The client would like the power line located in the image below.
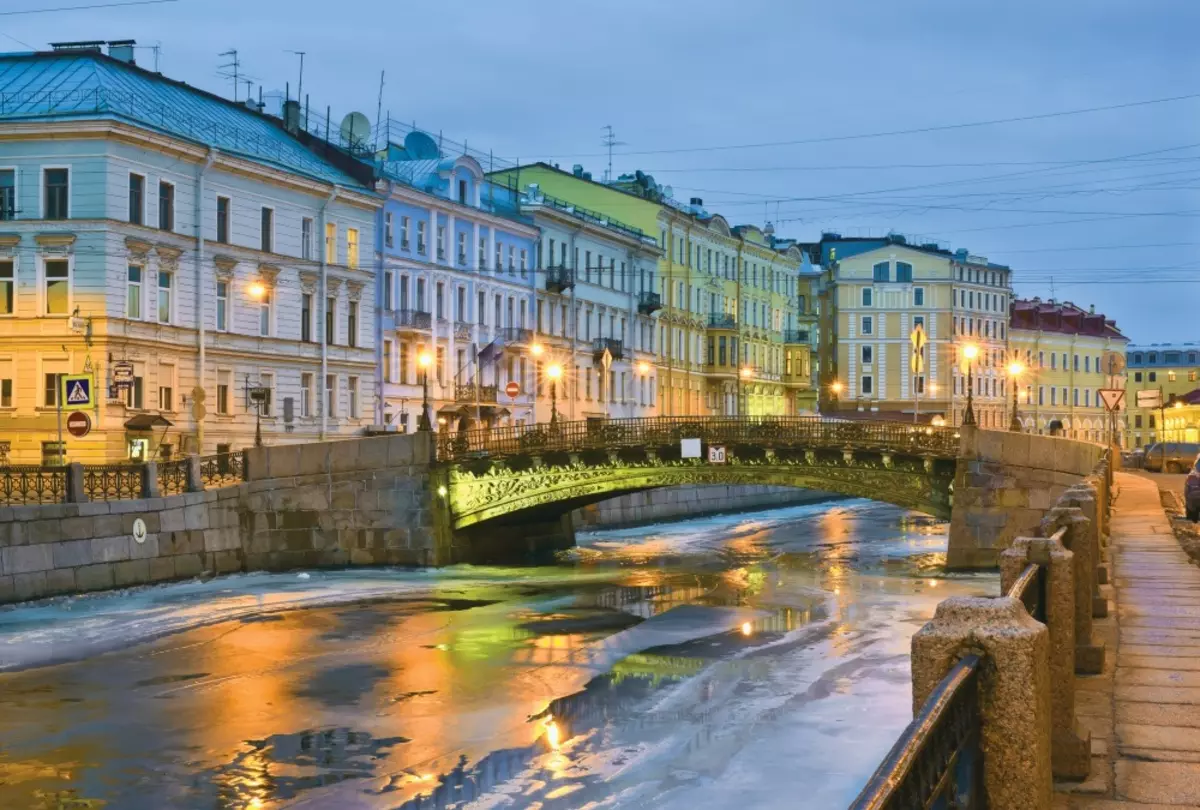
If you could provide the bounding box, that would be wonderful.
[0,0,178,15]
[537,92,1200,159]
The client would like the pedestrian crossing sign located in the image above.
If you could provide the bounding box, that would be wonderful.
[61,374,94,411]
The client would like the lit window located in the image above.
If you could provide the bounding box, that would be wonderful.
[216,281,229,331]
[126,265,142,319]
[44,259,69,315]
[347,228,359,269]
[158,271,172,324]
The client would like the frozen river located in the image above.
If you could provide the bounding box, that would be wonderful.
[0,498,995,809]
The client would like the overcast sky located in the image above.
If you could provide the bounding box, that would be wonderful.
[6,0,1198,343]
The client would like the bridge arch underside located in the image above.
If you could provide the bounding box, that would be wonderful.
[442,448,955,563]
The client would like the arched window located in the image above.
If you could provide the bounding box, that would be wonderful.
[873,262,890,282]
[896,262,913,282]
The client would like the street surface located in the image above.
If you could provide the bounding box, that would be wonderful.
[0,499,995,809]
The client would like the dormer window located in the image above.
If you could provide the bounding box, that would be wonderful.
[458,179,467,204]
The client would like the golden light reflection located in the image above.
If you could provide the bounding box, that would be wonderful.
[543,717,561,750]
[740,621,753,636]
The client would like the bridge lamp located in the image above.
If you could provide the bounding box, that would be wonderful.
[417,352,434,432]
[1007,362,1025,433]
[547,363,563,425]
[962,344,979,427]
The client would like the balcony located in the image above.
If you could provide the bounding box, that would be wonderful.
[593,338,624,362]
[783,329,810,344]
[394,309,432,332]
[455,383,498,403]
[638,290,662,315]
[546,265,575,293]
[454,321,473,340]
[499,326,534,345]
[708,313,737,330]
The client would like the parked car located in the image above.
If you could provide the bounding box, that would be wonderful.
[1186,454,1200,522]
[1144,442,1200,473]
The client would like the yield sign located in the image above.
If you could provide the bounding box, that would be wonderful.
[910,324,927,352]
[1098,389,1126,412]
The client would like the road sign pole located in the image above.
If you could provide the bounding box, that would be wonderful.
[56,380,64,465]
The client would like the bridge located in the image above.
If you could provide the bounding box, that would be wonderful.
[429,416,1107,567]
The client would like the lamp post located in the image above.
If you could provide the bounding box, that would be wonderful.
[1007,362,1025,432]
[249,386,269,447]
[417,351,433,431]
[962,345,978,426]
[547,363,562,426]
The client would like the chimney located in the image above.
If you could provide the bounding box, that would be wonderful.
[1089,304,1095,314]
[282,99,301,134]
[107,39,136,64]
[572,164,584,177]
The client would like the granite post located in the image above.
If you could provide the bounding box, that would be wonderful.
[1042,505,1105,674]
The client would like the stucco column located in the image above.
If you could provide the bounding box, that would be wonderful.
[911,596,1052,810]
[1041,505,1105,674]
[472,222,480,272]
[1000,536,1090,780]
[429,208,438,264]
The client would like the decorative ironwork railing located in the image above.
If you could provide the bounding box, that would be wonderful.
[436,416,960,462]
[783,329,810,344]
[395,309,433,330]
[83,465,142,501]
[707,313,737,329]
[455,384,498,403]
[638,290,662,313]
[0,466,67,505]
[499,327,533,344]
[545,265,575,292]
[198,453,244,488]
[592,338,624,360]
[849,654,984,809]
[157,459,190,496]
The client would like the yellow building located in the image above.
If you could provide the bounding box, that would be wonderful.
[812,235,1012,428]
[1124,343,1200,448]
[488,164,817,417]
[1009,299,1128,442]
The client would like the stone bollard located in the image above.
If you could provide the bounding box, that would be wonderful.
[1062,484,1108,616]
[65,461,87,503]
[185,454,203,492]
[142,461,160,499]
[912,596,1052,810]
[1043,505,1105,674]
[1001,536,1090,780]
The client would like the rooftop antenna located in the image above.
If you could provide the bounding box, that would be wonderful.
[243,78,253,103]
[218,48,240,101]
[601,124,625,183]
[286,50,305,105]
[374,70,385,152]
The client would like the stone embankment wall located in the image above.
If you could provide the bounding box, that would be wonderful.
[571,485,841,531]
[949,427,1108,568]
[0,433,436,605]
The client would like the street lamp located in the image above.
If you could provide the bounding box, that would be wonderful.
[248,385,270,447]
[962,344,979,426]
[417,351,433,431]
[1007,361,1025,432]
[531,343,544,357]
[247,281,267,300]
[739,366,753,417]
[637,360,651,374]
[547,363,562,425]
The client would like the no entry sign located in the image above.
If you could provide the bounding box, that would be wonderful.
[505,381,520,399]
[67,410,91,438]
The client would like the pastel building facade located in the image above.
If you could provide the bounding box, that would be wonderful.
[0,46,379,464]
[1124,342,1200,448]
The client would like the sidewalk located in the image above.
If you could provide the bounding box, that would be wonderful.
[1056,472,1200,808]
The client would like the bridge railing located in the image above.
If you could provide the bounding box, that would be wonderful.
[0,452,250,505]
[436,416,960,462]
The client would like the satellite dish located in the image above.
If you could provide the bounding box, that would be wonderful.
[663,185,674,199]
[340,112,371,150]
[404,130,440,160]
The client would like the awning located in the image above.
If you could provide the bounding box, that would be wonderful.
[124,414,174,430]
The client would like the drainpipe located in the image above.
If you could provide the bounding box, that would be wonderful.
[320,186,338,440]
[195,148,216,453]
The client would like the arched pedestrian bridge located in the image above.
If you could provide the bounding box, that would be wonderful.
[431,416,978,563]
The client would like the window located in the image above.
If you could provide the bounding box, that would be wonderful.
[326,296,336,344]
[1051,387,1057,406]
[862,345,873,364]
[508,246,515,272]
[416,221,426,254]
[158,270,172,324]
[44,259,69,315]
[1051,353,1057,370]
[861,315,873,335]
[216,280,229,331]
[348,376,359,418]
[44,168,68,220]
[158,181,174,231]
[125,374,144,409]
[44,372,63,407]
[1073,354,1079,372]
[385,212,394,248]
[1168,370,1177,382]
[437,225,446,260]
[325,222,337,263]
[258,289,271,336]
[216,196,230,243]
[260,207,273,253]
[914,287,925,306]
[861,288,873,307]
[457,231,467,265]
[1134,371,1143,382]
[158,371,174,411]
[300,373,313,417]
[896,262,913,283]
[872,261,889,282]
[862,375,874,395]
[125,265,143,319]
[1135,415,1143,428]
[128,174,144,224]
[347,228,359,269]
[383,271,394,311]
[1191,371,1199,382]
[0,377,11,408]
[0,169,14,220]
[383,340,393,383]
[1149,371,1157,382]
[401,216,410,250]
[257,374,273,416]
[520,249,527,276]
[301,292,312,342]
[325,374,336,417]
[347,301,358,348]
[302,217,313,260]
[216,371,230,415]
[458,179,467,204]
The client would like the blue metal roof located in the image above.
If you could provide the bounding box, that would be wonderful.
[0,50,367,189]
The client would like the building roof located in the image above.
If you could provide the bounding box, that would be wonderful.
[803,232,1011,271]
[1179,388,1200,406]
[1009,298,1127,341]
[0,49,367,188]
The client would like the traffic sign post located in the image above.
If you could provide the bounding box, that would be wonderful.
[505,380,520,400]
[61,375,94,411]
[1098,389,1125,412]
[910,325,927,424]
[67,411,91,438]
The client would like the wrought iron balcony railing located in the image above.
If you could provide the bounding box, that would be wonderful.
[707,313,737,329]
[638,290,662,315]
[455,384,498,403]
[783,329,810,344]
[545,265,575,293]
[500,327,533,344]
[592,338,624,361]
[395,309,433,330]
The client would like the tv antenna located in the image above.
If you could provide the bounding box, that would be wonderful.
[601,125,625,183]
[218,48,240,101]
[286,50,305,102]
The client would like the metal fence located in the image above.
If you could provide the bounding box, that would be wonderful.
[0,465,67,505]
[0,453,249,506]
[436,416,960,463]
[82,465,143,501]
[158,458,190,497]
[198,453,244,489]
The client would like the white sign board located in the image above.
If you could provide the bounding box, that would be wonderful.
[680,437,702,459]
[1136,389,1163,409]
[708,445,727,464]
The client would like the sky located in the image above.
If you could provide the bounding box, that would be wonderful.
[4,0,1198,343]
